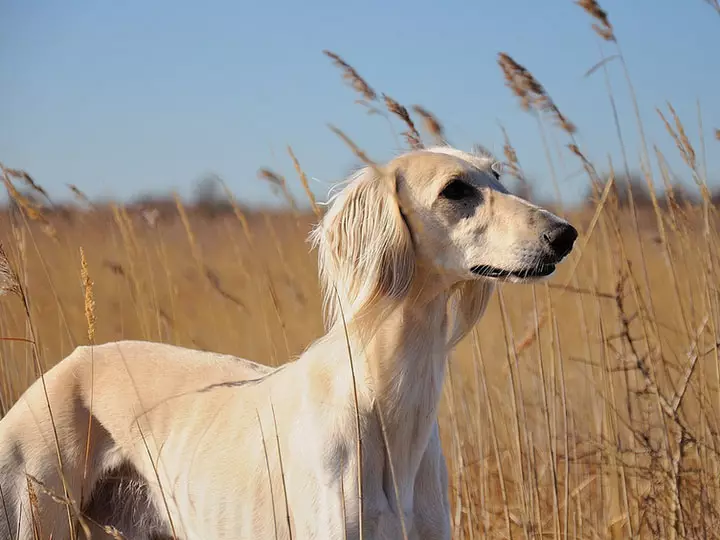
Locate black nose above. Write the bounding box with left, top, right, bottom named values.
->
left=543, top=223, right=578, bottom=259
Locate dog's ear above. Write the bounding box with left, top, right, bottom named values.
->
left=446, top=280, right=494, bottom=348
left=312, top=166, right=414, bottom=331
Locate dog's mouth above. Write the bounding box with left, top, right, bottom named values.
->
left=470, top=263, right=556, bottom=281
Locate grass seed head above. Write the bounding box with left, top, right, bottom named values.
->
left=411, top=105, right=445, bottom=144
left=258, top=168, right=299, bottom=212
left=498, top=53, right=576, bottom=134
left=383, top=94, right=423, bottom=150
left=323, top=50, right=377, bottom=102
left=0, top=244, right=21, bottom=298
left=575, top=0, right=616, bottom=41
left=80, top=247, right=96, bottom=343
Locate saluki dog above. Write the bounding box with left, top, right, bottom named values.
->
left=0, top=145, right=577, bottom=539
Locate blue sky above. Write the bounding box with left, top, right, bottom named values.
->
left=2, top=0, right=718, bottom=207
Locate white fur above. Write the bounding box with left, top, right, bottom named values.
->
left=0, top=146, right=576, bottom=539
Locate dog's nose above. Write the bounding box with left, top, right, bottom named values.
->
left=543, top=223, right=578, bottom=259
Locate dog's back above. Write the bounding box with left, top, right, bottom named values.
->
left=0, top=340, right=275, bottom=539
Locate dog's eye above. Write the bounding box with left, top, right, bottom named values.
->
left=440, top=179, right=475, bottom=201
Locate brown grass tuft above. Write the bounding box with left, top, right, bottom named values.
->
left=257, top=168, right=299, bottom=214
left=498, top=124, right=521, bottom=176
left=575, top=0, right=616, bottom=41
left=323, top=50, right=377, bottom=102
left=80, top=247, right=96, bottom=343
left=0, top=244, right=21, bottom=297
left=67, top=184, right=94, bottom=209
left=657, top=103, right=696, bottom=170
left=383, top=94, right=423, bottom=150
left=497, top=53, right=576, bottom=134
left=327, top=124, right=378, bottom=169
left=1, top=166, right=51, bottom=204
left=1, top=166, right=56, bottom=238
left=411, top=105, right=445, bottom=145
left=287, top=146, right=322, bottom=219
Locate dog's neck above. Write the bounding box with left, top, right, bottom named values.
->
left=350, top=275, right=455, bottom=508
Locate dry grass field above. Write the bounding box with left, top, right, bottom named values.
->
left=2, top=2, right=720, bottom=539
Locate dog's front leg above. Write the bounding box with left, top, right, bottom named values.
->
left=411, top=423, right=451, bottom=540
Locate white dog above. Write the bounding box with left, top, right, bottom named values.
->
left=0, top=146, right=577, bottom=539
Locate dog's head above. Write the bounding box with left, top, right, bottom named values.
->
left=391, top=146, right=577, bottom=283
left=312, top=146, right=577, bottom=337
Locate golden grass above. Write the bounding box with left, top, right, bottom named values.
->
left=2, top=4, right=720, bottom=536
left=2, top=197, right=720, bottom=539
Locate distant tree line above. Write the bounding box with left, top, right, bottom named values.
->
left=3, top=171, right=720, bottom=222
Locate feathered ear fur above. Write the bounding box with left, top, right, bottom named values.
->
left=311, top=167, right=414, bottom=332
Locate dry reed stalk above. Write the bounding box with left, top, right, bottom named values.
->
left=217, top=178, right=288, bottom=366
left=173, top=193, right=225, bottom=342
left=218, top=178, right=253, bottom=241
left=270, top=401, right=294, bottom=540
left=0, top=244, right=21, bottom=298
left=593, top=41, right=674, bottom=368
left=136, top=421, right=178, bottom=539
left=581, top=0, right=667, bottom=351
left=80, top=248, right=96, bottom=343
left=544, top=291, right=572, bottom=540
left=135, top=234, right=167, bottom=343
left=1, top=167, right=57, bottom=239
left=442, top=374, right=467, bottom=536
left=530, top=286, right=561, bottom=539
left=575, top=0, right=616, bottom=41
left=25, top=475, right=42, bottom=540
left=259, top=213, right=292, bottom=359
left=67, top=184, right=94, bottom=209
left=1, top=167, right=51, bottom=204
left=382, top=94, right=423, bottom=150
left=411, top=105, right=446, bottom=145
left=323, top=49, right=416, bottom=151
left=335, top=290, right=364, bottom=540
left=79, top=247, right=97, bottom=513
left=0, top=485, right=12, bottom=537
left=323, top=50, right=377, bottom=102
left=1, top=244, right=83, bottom=537
left=110, top=204, right=151, bottom=338
left=658, top=105, right=711, bottom=241
left=468, top=345, right=490, bottom=535
left=498, top=124, right=521, bottom=176
left=497, top=53, right=576, bottom=135
left=373, top=400, right=410, bottom=540
left=513, top=174, right=614, bottom=356
left=657, top=105, right=697, bottom=172
left=496, top=289, right=532, bottom=540
left=257, top=168, right=299, bottom=214
left=471, top=330, right=513, bottom=539
left=174, top=195, right=200, bottom=262
left=255, top=410, right=279, bottom=540
left=287, top=146, right=322, bottom=219
left=101, top=524, right=126, bottom=539
left=328, top=124, right=378, bottom=170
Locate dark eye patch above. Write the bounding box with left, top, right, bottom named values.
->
left=440, top=178, right=476, bottom=201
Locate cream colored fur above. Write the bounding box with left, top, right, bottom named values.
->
left=0, top=145, right=577, bottom=539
